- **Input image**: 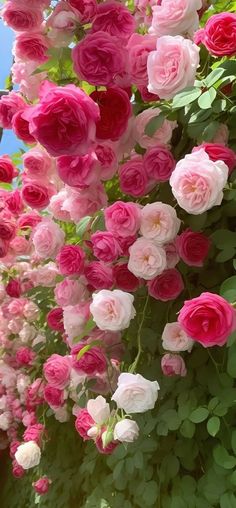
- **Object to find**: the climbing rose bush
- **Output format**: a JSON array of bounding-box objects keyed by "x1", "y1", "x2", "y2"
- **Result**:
[{"x1": 0, "y1": 0, "x2": 236, "y2": 507}]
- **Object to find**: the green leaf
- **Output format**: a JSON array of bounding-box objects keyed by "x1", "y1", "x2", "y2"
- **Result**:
[
  {"x1": 213, "y1": 445, "x2": 236, "y2": 469},
  {"x1": 211, "y1": 230, "x2": 236, "y2": 249},
  {"x1": 189, "y1": 407, "x2": 209, "y2": 423},
  {"x1": 73, "y1": 317, "x2": 96, "y2": 344},
  {"x1": 231, "y1": 430, "x2": 236, "y2": 454},
  {"x1": 144, "y1": 112, "x2": 165, "y2": 137},
  {"x1": 227, "y1": 344, "x2": 236, "y2": 378},
  {"x1": 207, "y1": 416, "x2": 220, "y2": 437},
  {"x1": 220, "y1": 493, "x2": 236, "y2": 508},
  {"x1": 220, "y1": 276, "x2": 236, "y2": 302},
  {"x1": 162, "y1": 409, "x2": 181, "y2": 431},
  {"x1": 202, "y1": 121, "x2": 220, "y2": 141},
  {"x1": 216, "y1": 248, "x2": 236, "y2": 262},
  {"x1": 198, "y1": 88, "x2": 217, "y2": 109},
  {"x1": 204, "y1": 68, "x2": 225, "y2": 87},
  {"x1": 133, "y1": 450, "x2": 144, "y2": 469},
  {"x1": 113, "y1": 461, "x2": 124, "y2": 480},
  {"x1": 172, "y1": 87, "x2": 201, "y2": 108},
  {"x1": 180, "y1": 420, "x2": 195, "y2": 438},
  {"x1": 76, "y1": 215, "x2": 92, "y2": 238}
]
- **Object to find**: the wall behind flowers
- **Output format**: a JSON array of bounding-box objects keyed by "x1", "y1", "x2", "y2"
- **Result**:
[{"x1": 0, "y1": 0, "x2": 235, "y2": 507}]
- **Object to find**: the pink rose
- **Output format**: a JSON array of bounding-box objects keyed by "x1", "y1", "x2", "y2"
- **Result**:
[
  {"x1": 22, "y1": 181, "x2": 55, "y2": 210},
  {"x1": 62, "y1": 184, "x2": 107, "y2": 223},
  {"x1": 192, "y1": 143, "x2": 236, "y2": 175},
  {"x1": 0, "y1": 211, "x2": 16, "y2": 241},
  {"x1": 67, "y1": 0, "x2": 97, "y2": 23},
  {"x1": 48, "y1": 191, "x2": 71, "y2": 222},
  {"x1": 92, "y1": 1, "x2": 135, "y2": 40},
  {"x1": 30, "y1": 263, "x2": 59, "y2": 288},
  {"x1": 0, "y1": 156, "x2": 18, "y2": 183},
  {"x1": 54, "y1": 279, "x2": 88, "y2": 307},
  {"x1": 133, "y1": 108, "x2": 176, "y2": 149},
  {"x1": 127, "y1": 33, "x2": 156, "y2": 86},
  {"x1": 116, "y1": 235, "x2": 137, "y2": 256},
  {"x1": 91, "y1": 88, "x2": 132, "y2": 142},
  {"x1": 162, "y1": 322, "x2": 194, "y2": 352},
  {"x1": 18, "y1": 211, "x2": 41, "y2": 230},
  {"x1": 147, "y1": 268, "x2": 184, "y2": 301},
  {"x1": 6, "y1": 279, "x2": 21, "y2": 298},
  {"x1": 176, "y1": 229, "x2": 210, "y2": 267},
  {"x1": 104, "y1": 201, "x2": 141, "y2": 238},
  {"x1": 1, "y1": 1, "x2": 43, "y2": 31},
  {"x1": 128, "y1": 238, "x2": 167, "y2": 280},
  {"x1": 200, "y1": 13, "x2": 236, "y2": 57},
  {"x1": 44, "y1": 385, "x2": 64, "y2": 408},
  {"x1": 147, "y1": 36, "x2": 199, "y2": 99},
  {"x1": 161, "y1": 354, "x2": 187, "y2": 377},
  {"x1": 56, "y1": 245, "x2": 85, "y2": 276},
  {"x1": 56, "y1": 153, "x2": 99, "y2": 189},
  {"x1": 114, "y1": 263, "x2": 140, "y2": 292},
  {"x1": 95, "y1": 434, "x2": 119, "y2": 455},
  {"x1": 16, "y1": 347, "x2": 35, "y2": 366},
  {"x1": 23, "y1": 424, "x2": 44, "y2": 446},
  {"x1": 71, "y1": 343, "x2": 107, "y2": 375},
  {"x1": 91, "y1": 231, "x2": 121, "y2": 263},
  {"x1": 63, "y1": 302, "x2": 90, "y2": 344},
  {"x1": 32, "y1": 219, "x2": 65, "y2": 259},
  {"x1": 47, "y1": 308, "x2": 64, "y2": 333},
  {"x1": 25, "y1": 81, "x2": 100, "y2": 157},
  {"x1": 138, "y1": 85, "x2": 159, "y2": 102},
  {"x1": 0, "y1": 91, "x2": 26, "y2": 129},
  {"x1": 178, "y1": 292, "x2": 236, "y2": 347},
  {"x1": 84, "y1": 261, "x2": 114, "y2": 290},
  {"x1": 95, "y1": 143, "x2": 118, "y2": 181},
  {"x1": 12, "y1": 460, "x2": 25, "y2": 478},
  {"x1": 47, "y1": 1, "x2": 78, "y2": 31},
  {"x1": 6, "y1": 190, "x2": 24, "y2": 216},
  {"x1": 75, "y1": 408, "x2": 95, "y2": 440},
  {"x1": 22, "y1": 147, "x2": 54, "y2": 181},
  {"x1": 12, "y1": 109, "x2": 36, "y2": 144},
  {"x1": 170, "y1": 149, "x2": 228, "y2": 214},
  {"x1": 10, "y1": 236, "x2": 30, "y2": 256},
  {"x1": 33, "y1": 477, "x2": 50, "y2": 495},
  {"x1": 140, "y1": 202, "x2": 180, "y2": 244},
  {"x1": 164, "y1": 241, "x2": 180, "y2": 269},
  {"x1": 0, "y1": 239, "x2": 9, "y2": 258},
  {"x1": 143, "y1": 146, "x2": 176, "y2": 182},
  {"x1": 119, "y1": 156, "x2": 152, "y2": 198},
  {"x1": 72, "y1": 31, "x2": 126, "y2": 86},
  {"x1": 13, "y1": 32, "x2": 50, "y2": 63},
  {"x1": 43, "y1": 354, "x2": 71, "y2": 389},
  {"x1": 150, "y1": 0, "x2": 201, "y2": 37}
]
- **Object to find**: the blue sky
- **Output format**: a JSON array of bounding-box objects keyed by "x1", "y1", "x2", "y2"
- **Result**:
[{"x1": 0, "y1": 20, "x2": 23, "y2": 155}]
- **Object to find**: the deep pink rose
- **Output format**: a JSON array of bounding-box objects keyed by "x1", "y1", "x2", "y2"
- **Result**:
[
  {"x1": 43, "y1": 354, "x2": 71, "y2": 389},
  {"x1": 91, "y1": 231, "x2": 121, "y2": 262},
  {"x1": 12, "y1": 109, "x2": 36, "y2": 144},
  {"x1": 0, "y1": 156, "x2": 18, "y2": 183},
  {"x1": 117, "y1": 235, "x2": 137, "y2": 256},
  {"x1": 119, "y1": 156, "x2": 151, "y2": 198},
  {"x1": 176, "y1": 229, "x2": 211, "y2": 267},
  {"x1": 26, "y1": 378, "x2": 45, "y2": 409},
  {"x1": 95, "y1": 434, "x2": 119, "y2": 454},
  {"x1": 44, "y1": 385, "x2": 64, "y2": 408},
  {"x1": 92, "y1": 1, "x2": 135, "y2": 40},
  {"x1": 23, "y1": 424, "x2": 44, "y2": 446},
  {"x1": 104, "y1": 201, "x2": 141, "y2": 238},
  {"x1": 18, "y1": 211, "x2": 41, "y2": 230},
  {"x1": 148, "y1": 269, "x2": 184, "y2": 301},
  {"x1": 178, "y1": 292, "x2": 236, "y2": 347},
  {"x1": 47, "y1": 308, "x2": 65, "y2": 333},
  {"x1": 33, "y1": 477, "x2": 50, "y2": 495},
  {"x1": 127, "y1": 33, "x2": 156, "y2": 86},
  {"x1": 0, "y1": 211, "x2": 16, "y2": 241},
  {"x1": 67, "y1": 0, "x2": 97, "y2": 23},
  {"x1": 0, "y1": 238, "x2": 9, "y2": 258},
  {"x1": 1, "y1": 1, "x2": 43, "y2": 31},
  {"x1": 22, "y1": 181, "x2": 54, "y2": 210},
  {"x1": 12, "y1": 460, "x2": 25, "y2": 478},
  {"x1": 84, "y1": 261, "x2": 114, "y2": 290},
  {"x1": 10, "y1": 441, "x2": 21, "y2": 459},
  {"x1": 138, "y1": 86, "x2": 159, "y2": 102},
  {"x1": 114, "y1": 263, "x2": 140, "y2": 292},
  {"x1": 75, "y1": 409, "x2": 95, "y2": 440},
  {"x1": 6, "y1": 279, "x2": 21, "y2": 298},
  {"x1": 0, "y1": 92, "x2": 26, "y2": 129},
  {"x1": 193, "y1": 143, "x2": 236, "y2": 175},
  {"x1": 56, "y1": 153, "x2": 98, "y2": 189},
  {"x1": 72, "y1": 31, "x2": 126, "y2": 87},
  {"x1": 201, "y1": 13, "x2": 236, "y2": 56},
  {"x1": 95, "y1": 143, "x2": 118, "y2": 181},
  {"x1": 143, "y1": 146, "x2": 176, "y2": 182},
  {"x1": 91, "y1": 88, "x2": 131, "y2": 141},
  {"x1": 161, "y1": 354, "x2": 187, "y2": 377},
  {"x1": 6, "y1": 190, "x2": 24, "y2": 216},
  {"x1": 56, "y1": 245, "x2": 85, "y2": 276},
  {"x1": 13, "y1": 32, "x2": 50, "y2": 63},
  {"x1": 71, "y1": 343, "x2": 107, "y2": 375},
  {"x1": 16, "y1": 347, "x2": 35, "y2": 366}
]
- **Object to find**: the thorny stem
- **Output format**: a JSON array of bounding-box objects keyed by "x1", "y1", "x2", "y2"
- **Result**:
[{"x1": 129, "y1": 295, "x2": 149, "y2": 374}]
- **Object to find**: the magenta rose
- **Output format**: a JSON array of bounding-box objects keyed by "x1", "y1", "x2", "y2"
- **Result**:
[
  {"x1": 72, "y1": 31, "x2": 126, "y2": 86},
  {"x1": 16, "y1": 347, "x2": 35, "y2": 366},
  {"x1": 44, "y1": 385, "x2": 64, "y2": 408},
  {"x1": 178, "y1": 292, "x2": 236, "y2": 347},
  {"x1": 119, "y1": 156, "x2": 151, "y2": 198},
  {"x1": 12, "y1": 109, "x2": 36, "y2": 144},
  {"x1": 25, "y1": 81, "x2": 100, "y2": 157},
  {"x1": 56, "y1": 245, "x2": 85, "y2": 276},
  {"x1": 176, "y1": 229, "x2": 211, "y2": 267},
  {"x1": 95, "y1": 434, "x2": 119, "y2": 454},
  {"x1": 43, "y1": 354, "x2": 71, "y2": 389},
  {"x1": 33, "y1": 477, "x2": 50, "y2": 495},
  {"x1": 90, "y1": 88, "x2": 131, "y2": 141},
  {"x1": 6, "y1": 189, "x2": 23, "y2": 216},
  {"x1": 12, "y1": 461, "x2": 25, "y2": 479},
  {"x1": 47, "y1": 308, "x2": 65, "y2": 333},
  {"x1": 0, "y1": 212, "x2": 16, "y2": 241},
  {"x1": 0, "y1": 91, "x2": 26, "y2": 129},
  {"x1": 71, "y1": 343, "x2": 107, "y2": 375},
  {"x1": 0, "y1": 156, "x2": 18, "y2": 183},
  {"x1": 200, "y1": 13, "x2": 236, "y2": 57},
  {"x1": 22, "y1": 181, "x2": 54, "y2": 210},
  {"x1": 56, "y1": 153, "x2": 98, "y2": 189},
  {"x1": 92, "y1": 0, "x2": 135, "y2": 40},
  {"x1": 104, "y1": 201, "x2": 141, "y2": 238},
  {"x1": 6, "y1": 279, "x2": 21, "y2": 298},
  {"x1": 148, "y1": 269, "x2": 184, "y2": 301},
  {"x1": 161, "y1": 354, "x2": 187, "y2": 377},
  {"x1": 143, "y1": 146, "x2": 176, "y2": 182},
  {"x1": 75, "y1": 409, "x2": 95, "y2": 440},
  {"x1": 13, "y1": 32, "x2": 50, "y2": 63},
  {"x1": 2, "y1": 1, "x2": 43, "y2": 31},
  {"x1": 18, "y1": 211, "x2": 41, "y2": 230},
  {"x1": 114, "y1": 263, "x2": 140, "y2": 292},
  {"x1": 193, "y1": 143, "x2": 236, "y2": 175},
  {"x1": 84, "y1": 261, "x2": 114, "y2": 290},
  {"x1": 67, "y1": 0, "x2": 97, "y2": 23},
  {"x1": 91, "y1": 231, "x2": 122, "y2": 263}
]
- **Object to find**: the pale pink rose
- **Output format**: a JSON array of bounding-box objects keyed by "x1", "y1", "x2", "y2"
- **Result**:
[
  {"x1": 30, "y1": 263, "x2": 58, "y2": 288},
  {"x1": 212, "y1": 124, "x2": 229, "y2": 145},
  {"x1": 32, "y1": 218, "x2": 65, "y2": 259},
  {"x1": 13, "y1": 32, "x2": 51, "y2": 64},
  {"x1": 43, "y1": 354, "x2": 71, "y2": 389},
  {"x1": 128, "y1": 238, "x2": 167, "y2": 280},
  {"x1": 47, "y1": 1, "x2": 78, "y2": 31},
  {"x1": 114, "y1": 419, "x2": 139, "y2": 443},
  {"x1": 162, "y1": 322, "x2": 194, "y2": 352},
  {"x1": 22, "y1": 147, "x2": 54, "y2": 181},
  {"x1": 90, "y1": 289, "x2": 136, "y2": 331},
  {"x1": 161, "y1": 353, "x2": 187, "y2": 377},
  {"x1": 62, "y1": 184, "x2": 107, "y2": 223},
  {"x1": 10, "y1": 236, "x2": 30, "y2": 256},
  {"x1": 7, "y1": 299, "x2": 26, "y2": 317},
  {"x1": 0, "y1": 411, "x2": 12, "y2": 431},
  {"x1": 12, "y1": 59, "x2": 46, "y2": 102},
  {"x1": 54, "y1": 279, "x2": 88, "y2": 307},
  {"x1": 48, "y1": 190, "x2": 71, "y2": 222},
  {"x1": 147, "y1": 36, "x2": 200, "y2": 99},
  {"x1": 8, "y1": 317, "x2": 24, "y2": 334},
  {"x1": 0, "y1": 283, "x2": 6, "y2": 303},
  {"x1": 53, "y1": 405, "x2": 69, "y2": 422},
  {"x1": 112, "y1": 373, "x2": 159, "y2": 413},
  {"x1": 150, "y1": 0, "x2": 202, "y2": 37},
  {"x1": 1, "y1": 1, "x2": 43, "y2": 32},
  {"x1": 164, "y1": 241, "x2": 180, "y2": 269},
  {"x1": 56, "y1": 153, "x2": 99, "y2": 189},
  {"x1": 104, "y1": 201, "x2": 141, "y2": 238},
  {"x1": 63, "y1": 302, "x2": 90, "y2": 344},
  {"x1": 140, "y1": 203, "x2": 180, "y2": 244},
  {"x1": 127, "y1": 33, "x2": 157, "y2": 86},
  {"x1": 87, "y1": 395, "x2": 110, "y2": 424},
  {"x1": 170, "y1": 149, "x2": 228, "y2": 214},
  {"x1": 133, "y1": 108, "x2": 176, "y2": 149},
  {"x1": 23, "y1": 302, "x2": 40, "y2": 322}
]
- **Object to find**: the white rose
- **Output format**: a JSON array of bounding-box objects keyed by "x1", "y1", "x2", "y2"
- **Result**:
[
  {"x1": 23, "y1": 301, "x2": 40, "y2": 321},
  {"x1": 112, "y1": 373, "x2": 160, "y2": 413},
  {"x1": 90, "y1": 290, "x2": 136, "y2": 332},
  {"x1": 15, "y1": 441, "x2": 41, "y2": 470},
  {"x1": 162, "y1": 322, "x2": 194, "y2": 352},
  {"x1": 87, "y1": 395, "x2": 110, "y2": 424},
  {"x1": 17, "y1": 374, "x2": 31, "y2": 395},
  {"x1": 0, "y1": 411, "x2": 11, "y2": 431},
  {"x1": 0, "y1": 396, "x2": 7, "y2": 411},
  {"x1": 140, "y1": 202, "x2": 180, "y2": 244},
  {"x1": 19, "y1": 323, "x2": 36, "y2": 343},
  {"x1": 114, "y1": 419, "x2": 139, "y2": 443},
  {"x1": 128, "y1": 237, "x2": 167, "y2": 280}
]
